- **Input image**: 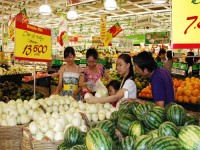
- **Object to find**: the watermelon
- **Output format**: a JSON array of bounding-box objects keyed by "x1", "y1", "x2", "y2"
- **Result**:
[
  {"x1": 147, "y1": 129, "x2": 159, "y2": 138},
  {"x1": 117, "y1": 114, "x2": 137, "y2": 136},
  {"x1": 95, "y1": 120, "x2": 116, "y2": 137},
  {"x1": 158, "y1": 121, "x2": 179, "y2": 137},
  {"x1": 164, "y1": 102, "x2": 177, "y2": 114},
  {"x1": 119, "y1": 103, "x2": 129, "y2": 110},
  {"x1": 118, "y1": 108, "x2": 132, "y2": 116},
  {"x1": 143, "y1": 109, "x2": 165, "y2": 130},
  {"x1": 128, "y1": 120, "x2": 145, "y2": 138},
  {"x1": 184, "y1": 113, "x2": 199, "y2": 126},
  {"x1": 178, "y1": 125, "x2": 200, "y2": 150},
  {"x1": 153, "y1": 106, "x2": 165, "y2": 115},
  {"x1": 110, "y1": 108, "x2": 131, "y2": 121},
  {"x1": 147, "y1": 136, "x2": 181, "y2": 150},
  {"x1": 64, "y1": 126, "x2": 84, "y2": 147},
  {"x1": 120, "y1": 136, "x2": 135, "y2": 150},
  {"x1": 58, "y1": 142, "x2": 70, "y2": 150},
  {"x1": 133, "y1": 135, "x2": 152, "y2": 150},
  {"x1": 129, "y1": 101, "x2": 140, "y2": 116},
  {"x1": 135, "y1": 103, "x2": 151, "y2": 121},
  {"x1": 110, "y1": 111, "x2": 119, "y2": 121},
  {"x1": 145, "y1": 101, "x2": 156, "y2": 108},
  {"x1": 166, "y1": 105, "x2": 186, "y2": 126},
  {"x1": 70, "y1": 145, "x2": 87, "y2": 150},
  {"x1": 86, "y1": 128, "x2": 113, "y2": 150}
]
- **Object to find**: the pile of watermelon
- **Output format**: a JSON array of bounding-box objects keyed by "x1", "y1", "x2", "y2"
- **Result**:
[{"x1": 58, "y1": 102, "x2": 200, "y2": 150}]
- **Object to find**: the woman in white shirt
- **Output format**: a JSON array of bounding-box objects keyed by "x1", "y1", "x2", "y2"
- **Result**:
[{"x1": 85, "y1": 53, "x2": 137, "y2": 105}]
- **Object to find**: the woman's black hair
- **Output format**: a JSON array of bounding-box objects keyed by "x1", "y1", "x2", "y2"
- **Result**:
[
  {"x1": 133, "y1": 51, "x2": 157, "y2": 73},
  {"x1": 86, "y1": 48, "x2": 98, "y2": 60},
  {"x1": 118, "y1": 53, "x2": 134, "y2": 87},
  {"x1": 64, "y1": 46, "x2": 75, "y2": 58},
  {"x1": 106, "y1": 80, "x2": 121, "y2": 91},
  {"x1": 185, "y1": 51, "x2": 194, "y2": 67}
]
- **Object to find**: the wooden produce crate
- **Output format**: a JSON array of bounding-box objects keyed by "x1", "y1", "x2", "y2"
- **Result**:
[
  {"x1": 21, "y1": 128, "x2": 63, "y2": 150},
  {"x1": 0, "y1": 124, "x2": 27, "y2": 150}
]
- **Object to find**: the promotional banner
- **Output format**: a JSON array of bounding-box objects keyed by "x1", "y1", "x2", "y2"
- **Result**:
[
  {"x1": 104, "y1": 22, "x2": 122, "y2": 46},
  {"x1": 145, "y1": 32, "x2": 170, "y2": 44},
  {"x1": 172, "y1": 0, "x2": 200, "y2": 48},
  {"x1": 100, "y1": 15, "x2": 107, "y2": 43},
  {"x1": 8, "y1": 8, "x2": 29, "y2": 41},
  {"x1": 125, "y1": 34, "x2": 145, "y2": 45},
  {"x1": 14, "y1": 21, "x2": 51, "y2": 62}
]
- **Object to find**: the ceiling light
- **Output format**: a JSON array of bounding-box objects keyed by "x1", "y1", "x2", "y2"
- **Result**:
[
  {"x1": 104, "y1": 0, "x2": 117, "y2": 11},
  {"x1": 39, "y1": 0, "x2": 51, "y2": 16},
  {"x1": 67, "y1": 7, "x2": 78, "y2": 20},
  {"x1": 152, "y1": 0, "x2": 167, "y2": 4}
]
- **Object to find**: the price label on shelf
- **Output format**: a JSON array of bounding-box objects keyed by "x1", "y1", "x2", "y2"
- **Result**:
[
  {"x1": 14, "y1": 21, "x2": 51, "y2": 62},
  {"x1": 171, "y1": 68, "x2": 186, "y2": 76},
  {"x1": 172, "y1": 1, "x2": 200, "y2": 48}
]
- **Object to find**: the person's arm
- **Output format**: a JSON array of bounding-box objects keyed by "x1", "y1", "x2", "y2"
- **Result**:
[
  {"x1": 86, "y1": 88, "x2": 125, "y2": 103},
  {"x1": 72, "y1": 86, "x2": 82, "y2": 99},
  {"x1": 103, "y1": 68, "x2": 112, "y2": 83},
  {"x1": 54, "y1": 67, "x2": 64, "y2": 94},
  {"x1": 155, "y1": 101, "x2": 164, "y2": 107}
]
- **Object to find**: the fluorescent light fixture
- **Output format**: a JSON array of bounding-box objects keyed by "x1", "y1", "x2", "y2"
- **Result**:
[
  {"x1": 67, "y1": 7, "x2": 78, "y2": 20},
  {"x1": 104, "y1": 0, "x2": 117, "y2": 11},
  {"x1": 39, "y1": 0, "x2": 51, "y2": 16},
  {"x1": 152, "y1": 0, "x2": 167, "y2": 4}
]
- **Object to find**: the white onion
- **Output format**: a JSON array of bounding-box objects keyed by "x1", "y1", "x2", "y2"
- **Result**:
[
  {"x1": 88, "y1": 104, "x2": 98, "y2": 113},
  {"x1": 46, "y1": 107, "x2": 53, "y2": 113},
  {"x1": 52, "y1": 106, "x2": 58, "y2": 112},
  {"x1": 92, "y1": 114, "x2": 98, "y2": 122},
  {"x1": 53, "y1": 100, "x2": 59, "y2": 106},
  {"x1": 71, "y1": 117, "x2": 81, "y2": 127},
  {"x1": 16, "y1": 116, "x2": 21, "y2": 124},
  {"x1": 29, "y1": 122, "x2": 38, "y2": 135},
  {"x1": 73, "y1": 112, "x2": 82, "y2": 119},
  {"x1": 106, "y1": 111, "x2": 112, "y2": 119},
  {"x1": 84, "y1": 93, "x2": 92, "y2": 99},
  {"x1": 78, "y1": 101, "x2": 86, "y2": 110},
  {"x1": 24, "y1": 103, "x2": 31, "y2": 111},
  {"x1": 18, "y1": 107, "x2": 26, "y2": 115},
  {"x1": 54, "y1": 132, "x2": 64, "y2": 141},
  {"x1": 65, "y1": 98, "x2": 71, "y2": 105},
  {"x1": 1, "y1": 119, "x2": 7, "y2": 126},
  {"x1": 20, "y1": 114, "x2": 30, "y2": 124},
  {"x1": 53, "y1": 122, "x2": 64, "y2": 132},
  {"x1": 64, "y1": 105, "x2": 69, "y2": 111},
  {"x1": 48, "y1": 117, "x2": 56, "y2": 129},
  {"x1": 7, "y1": 117, "x2": 17, "y2": 126},
  {"x1": 45, "y1": 130, "x2": 54, "y2": 140},
  {"x1": 86, "y1": 113, "x2": 92, "y2": 121},
  {"x1": 104, "y1": 103, "x2": 111, "y2": 110},
  {"x1": 98, "y1": 112, "x2": 106, "y2": 121},
  {"x1": 46, "y1": 99, "x2": 53, "y2": 106},
  {"x1": 9, "y1": 109, "x2": 18, "y2": 118},
  {"x1": 32, "y1": 101, "x2": 40, "y2": 109},
  {"x1": 110, "y1": 107, "x2": 117, "y2": 112},
  {"x1": 16, "y1": 99, "x2": 23, "y2": 104},
  {"x1": 80, "y1": 125, "x2": 87, "y2": 132},
  {"x1": 52, "y1": 112, "x2": 59, "y2": 118},
  {"x1": 35, "y1": 131, "x2": 44, "y2": 140},
  {"x1": 59, "y1": 105, "x2": 64, "y2": 112}
]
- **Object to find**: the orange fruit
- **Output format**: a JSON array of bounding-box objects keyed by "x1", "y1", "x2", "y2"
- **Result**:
[
  {"x1": 176, "y1": 89, "x2": 183, "y2": 96},
  {"x1": 183, "y1": 96, "x2": 190, "y2": 103},
  {"x1": 190, "y1": 96, "x2": 198, "y2": 104},
  {"x1": 177, "y1": 96, "x2": 184, "y2": 102},
  {"x1": 192, "y1": 89, "x2": 199, "y2": 97}
]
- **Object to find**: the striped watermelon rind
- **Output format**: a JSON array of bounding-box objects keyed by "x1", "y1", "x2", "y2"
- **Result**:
[
  {"x1": 133, "y1": 135, "x2": 152, "y2": 150},
  {"x1": 147, "y1": 136, "x2": 181, "y2": 150},
  {"x1": 58, "y1": 142, "x2": 70, "y2": 150},
  {"x1": 158, "y1": 121, "x2": 179, "y2": 137},
  {"x1": 64, "y1": 126, "x2": 84, "y2": 147},
  {"x1": 129, "y1": 101, "x2": 140, "y2": 116},
  {"x1": 128, "y1": 120, "x2": 145, "y2": 138},
  {"x1": 166, "y1": 104, "x2": 186, "y2": 126},
  {"x1": 86, "y1": 128, "x2": 113, "y2": 150},
  {"x1": 70, "y1": 145, "x2": 87, "y2": 150},
  {"x1": 184, "y1": 113, "x2": 199, "y2": 126},
  {"x1": 117, "y1": 114, "x2": 137, "y2": 136},
  {"x1": 143, "y1": 109, "x2": 165, "y2": 130},
  {"x1": 147, "y1": 129, "x2": 159, "y2": 138},
  {"x1": 178, "y1": 125, "x2": 200, "y2": 150},
  {"x1": 95, "y1": 120, "x2": 116, "y2": 137},
  {"x1": 120, "y1": 136, "x2": 135, "y2": 150},
  {"x1": 135, "y1": 103, "x2": 151, "y2": 121}
]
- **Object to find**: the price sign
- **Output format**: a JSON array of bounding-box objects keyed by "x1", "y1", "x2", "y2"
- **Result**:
[
  {"x1": 171, "y1": 68, "x2": 186, "y2": 76},
  {"x1": 172, "y1": 1, "x2": 200, "y2": 48},
  {"x1": 14, "y1": 21, "x2": 51, "y2": 62}
]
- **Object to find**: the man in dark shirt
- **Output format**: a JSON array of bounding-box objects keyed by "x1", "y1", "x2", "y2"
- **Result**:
[{"x1": 133, "y1": 51, "x2": 174, "y2": 107}]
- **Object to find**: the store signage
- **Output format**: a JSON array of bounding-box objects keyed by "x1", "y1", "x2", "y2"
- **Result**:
[
  {"x1": 69, "y1": 36, "x2": 78, "y2": 42},
  {"x1": 104, "y1": 22, "x2": 122, "y2": 46},
  {"x1": 100, "y1": 15, "x2": 107, "y2": 44},
  {"x1": 171, "y1": 62, "x2": 188, "y2": 76},
  {"x1": 145, "y1": 32, "x2": 170, "y2": 44},
  {"x1": 125, "y1": 34, "x2": 145, "y2": 44},
  {"x1": 172, "y1": 1, "x2": 200, "y2": 48},
  {"x1": 14, "y1": 21, "x2": 51, "y2": 62},
  {"x1": 135, "y1": 16, "x2": 160, "y2": 27}
]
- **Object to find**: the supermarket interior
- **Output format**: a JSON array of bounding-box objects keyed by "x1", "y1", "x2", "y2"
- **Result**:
[{"x1": 0, "y1": 0, "x2": 200, "y2": 150}]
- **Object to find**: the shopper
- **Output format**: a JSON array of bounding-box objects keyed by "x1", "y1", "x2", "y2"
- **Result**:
[
  {"x1": 106, "y1": 79, "x2": 121, "y2": 107},
  {"x1": 79, "y1": 48, "x2": 112, "y2": 95},
  {"x1": 155, "y1": 48, "x2": 166, "y2": 63},
  {"x1": 54, "y1": 46, "x2": 83, "y2": 100},
  {"x1": 133, "y1": 51, "x2": 174, "y2": 107},
  {"x1": 185, "y1": 51, "x2": 194, "y2": 75},
  {"x1": 163, "y1": 50, "x2": 174, "y2": 72},
  {"x1": 85, "y1": 53, "x2": 137, "y2": 104}
]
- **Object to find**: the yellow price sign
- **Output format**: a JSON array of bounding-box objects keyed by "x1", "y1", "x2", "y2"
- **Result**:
[
  {"x1": 172, "y1": 1, "x2": 200, "y2": 48},
  {"x1": 14, "y1": 21, "x2": 51, "y2": 62}
]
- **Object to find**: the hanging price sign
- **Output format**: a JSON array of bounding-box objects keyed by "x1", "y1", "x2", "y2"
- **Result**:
[
  {"x1": 172, "y1": 1, "x2": 200, "y2": 48},
  {"x1": 14, "y1": 21, "x2": 51, "y2": 62}
]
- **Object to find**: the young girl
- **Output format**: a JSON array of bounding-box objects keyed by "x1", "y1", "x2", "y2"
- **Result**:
[
  {"x1": 85, "y1": 53, "x2": 137, "y2": 104},
  {"x1": 54, "y1": 47, "x2": 83, "y2": 100},
  {"x1": 107, "y1": 80, "x2": 121, "y2": 96}
]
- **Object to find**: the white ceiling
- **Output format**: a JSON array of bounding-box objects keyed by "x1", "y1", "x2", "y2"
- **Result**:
[{"x1": 0, "y1": 0, "x2": 172, "y2": 38}]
